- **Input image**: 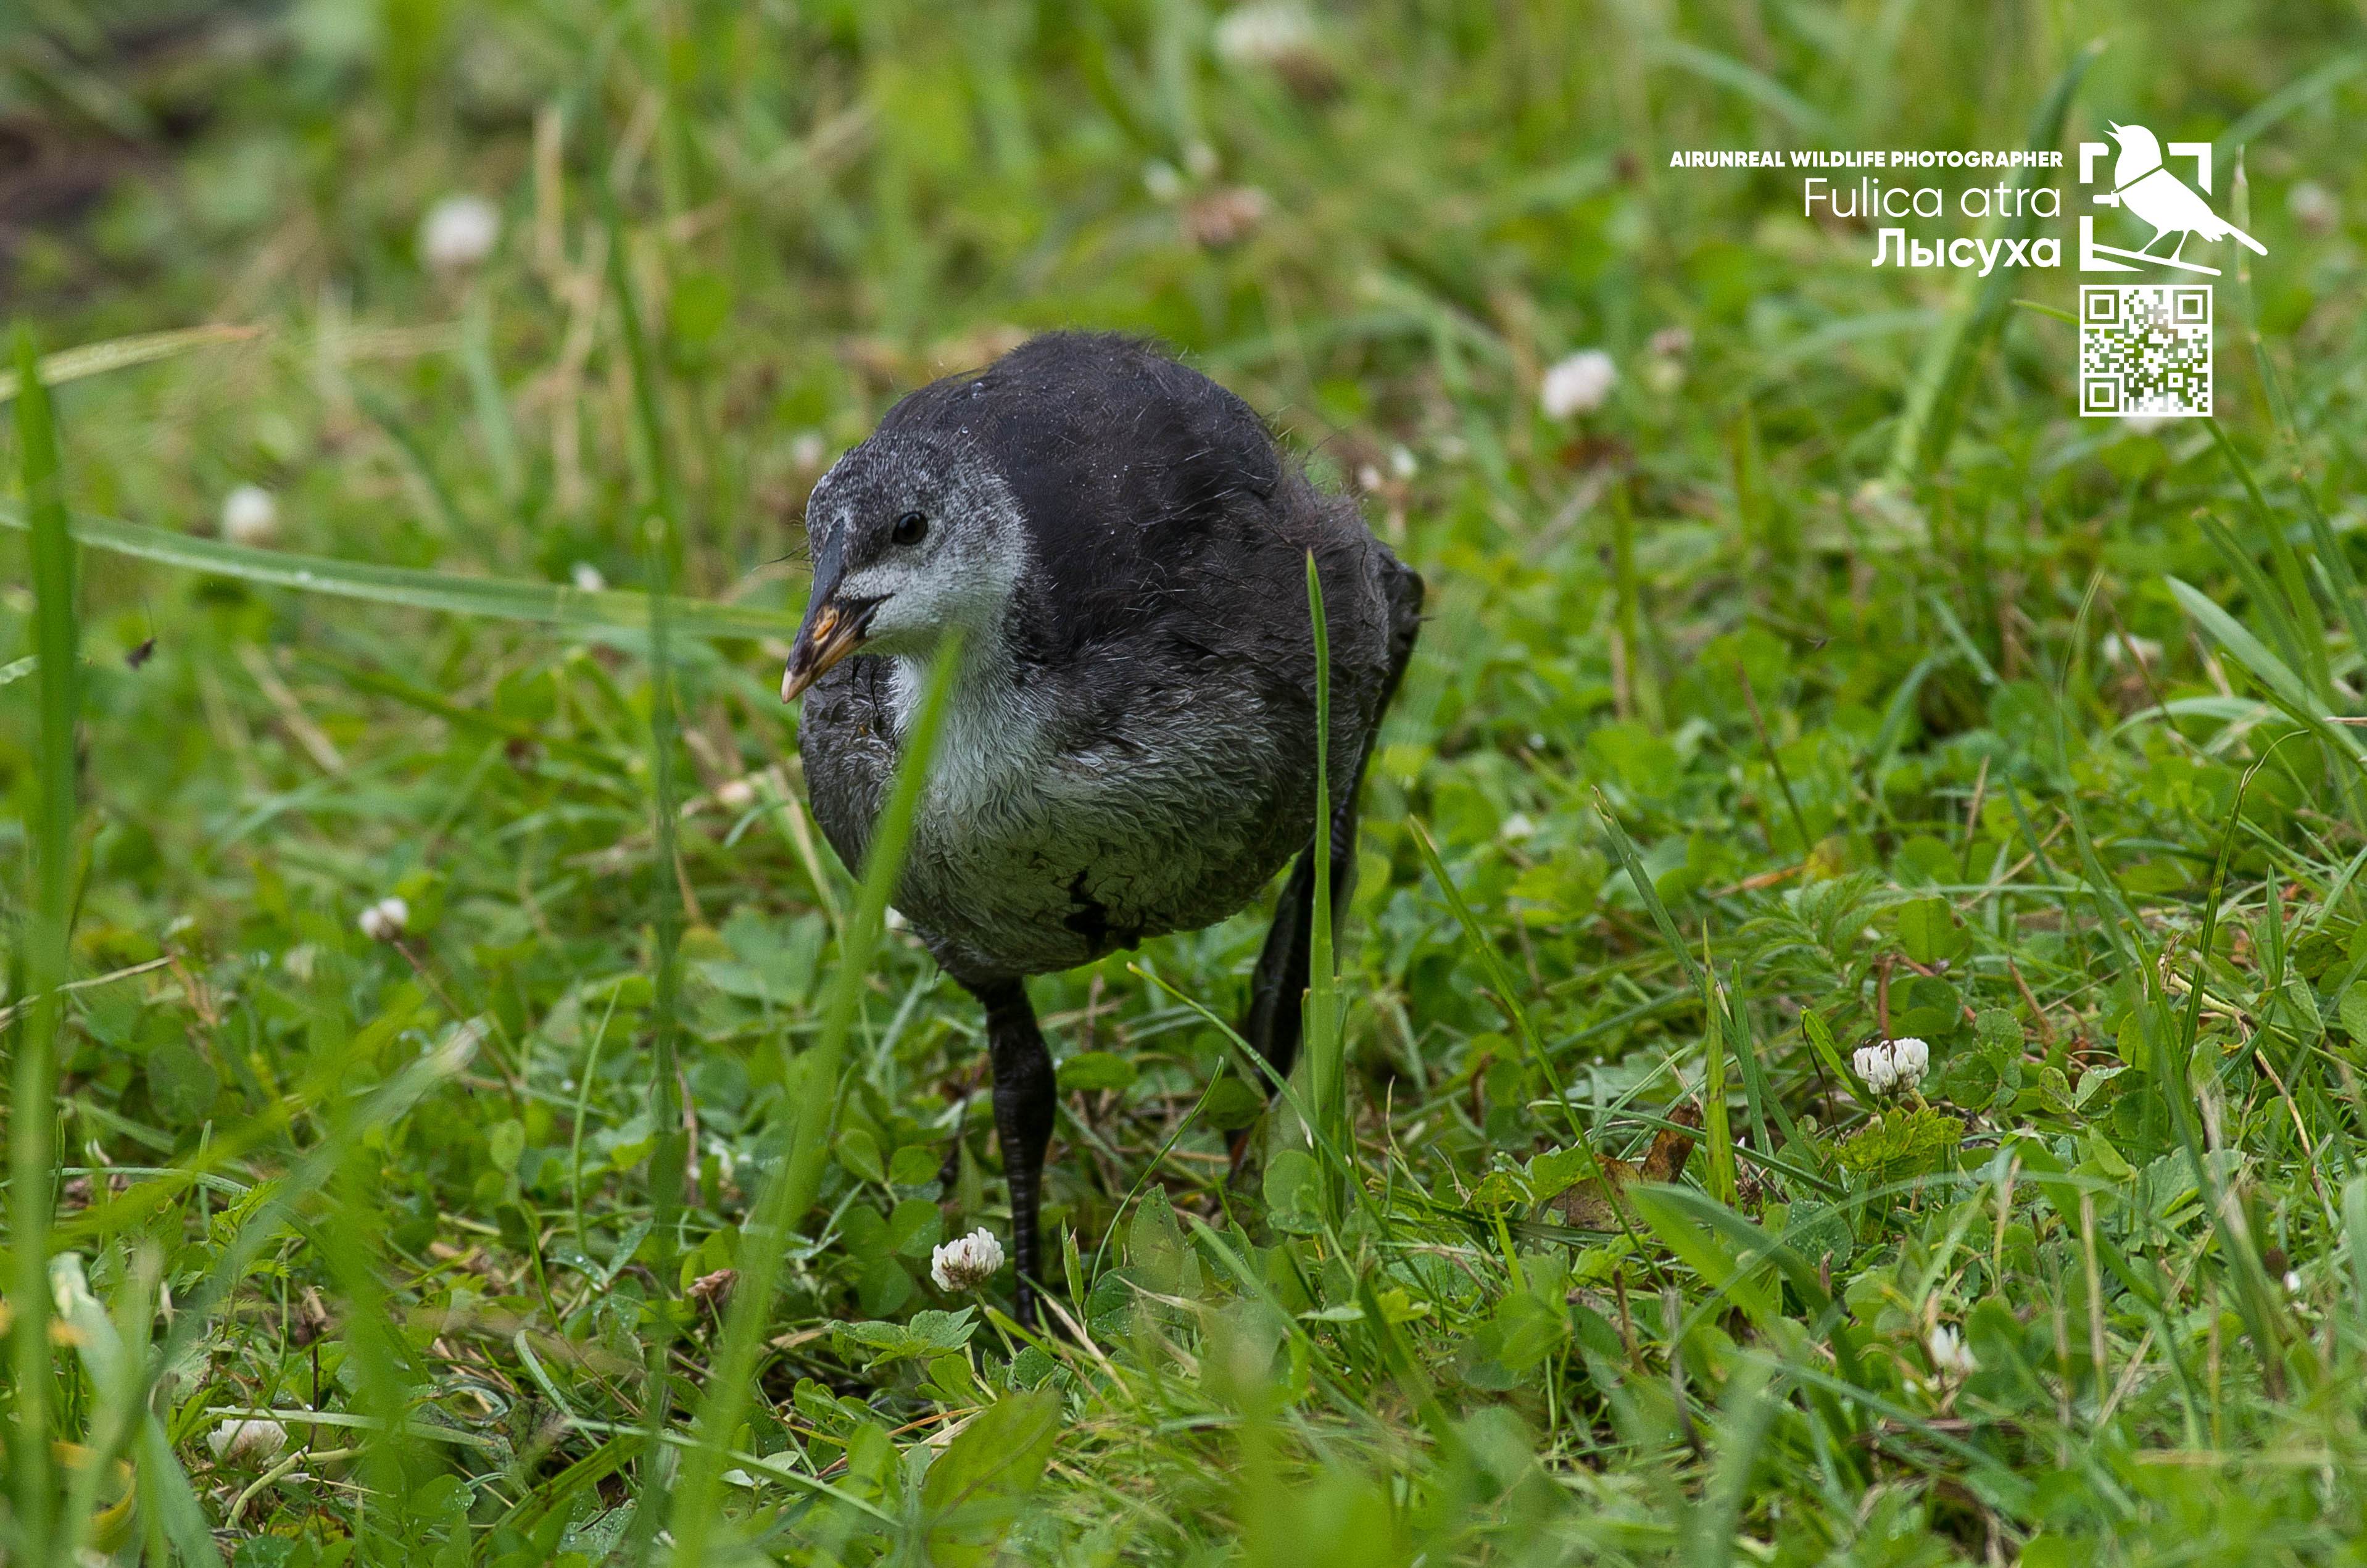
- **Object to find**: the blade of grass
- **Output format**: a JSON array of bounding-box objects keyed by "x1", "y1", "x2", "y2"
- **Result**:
[
  {"x1": 1798, "y1": 1008, "x2": 1868, "y2": 1103},
  {"x1": 1683, "y1": 1357, "x2": 1776, "y2": 1568},
  {"x1": 2221, "y1": 178, "x2": 2367, "y2": 681},
  {"x1": 1405, "y1": 819, "x2": 1583, "y2": 1151},
  {"x1": 1736, "y1": 659, "x2": 1809, "y2": 853},
  {"x1": 666, "y1": 628, "x2": 963, "y2": 1565},
  {"x1": 2226, "y1": 154, "x2": 2296, "y2": 438},
  {"x1": 1626, "y1": 1184, "x2": 1777, "y2": 1323},
  {"x1": 1646, "y1": 38, "x2": 1838, "y2": 138},
  {"x1": 1404, "y1": 818, "x2": 1679, "y2": 1274},
  {"x1": 1129, "y1": 963, "x2": 1387, "y2": 1235},
  {"x1": 2165, "y1": 742, "x2": 2302, "y2": 1396},
  {"x1": 1886, "y1": 42, "x2": 2097, "y2": 481},
  {"x1": 0, "y1": 504, "x2": 798, "y2": 641},
  {"x1": 54, "y1": 1248, "x2": 151, "y2": 1561},
  {"x1": 1593, "y1": 793, "x2": 1799, "y2": 1163},
  {"x1": 602, "y1": 160, "x2": 696, "y2": 1561},
  {"x1": 2170, "y1": 576, "x2": 2363, "y2": 763},
  {"x1": 133, "y1": 1414, "x2": 219, "y2": 1565},
  {"x1": 10, "y1": 326, "x2": 77, "y2": 1562},
  {"x1": 1628, "y1": 1184, "x2": 1864, "y2": 1387},
  {"x1": 1610, "y1": 486, "x2": 1659, "y2": 729},
  {"x1": 319, "y1": 1135, "x2": 421, "y2": 1534},
  {"x1": 2194, "y1": 466, "x2": 2324, "y2": 700},
  {"x1": 299, "y1": 650, "x2": 621, "y2": 768},
  {"x1": 146, "y1": 1021, "x2": 484, "y2": 1433},
  {"x1": 2214, "y1": 53, "x2": 2366, "y2": 166},
  {"x1": 462, "y1": 293, "x2": 523, "y2": 501},
  {"x1": 2345, "y1": 1176, "x2": 2367, "y2": 1341},
  {"x1": 1701, "y1": 939, "x2": 1738, "y2": 1209},
  {"x1": 0, "y1": 323, "x2": 263, "y2": 405},
  {"x1": 357, "y1": 385, "x2": 473, "y2": 539},
  {"x1": 1303, "y1": 553, "x2": 1345, "y2": 1218}
]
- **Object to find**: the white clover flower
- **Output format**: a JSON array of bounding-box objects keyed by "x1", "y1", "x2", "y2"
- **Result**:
[
  {"x1": 418, "y1": 194, "x2": 501, "y2": 272},
  {"x1": 1853, "y1": 1037, "x2": 1929, "y2": 1097},
  {"x1": 1498, "y1": 811, "x2": 1537, "y2": 843},
  {"x1": 931, "y1": 1227, "x2": 1006, "y2": 1292},
  {"x1": 789, "y1": 431, "x2": 829, "y2": 471},
  {"x1": 1926, "y1": 1323, "x2": 1977, "y2": 1378},
  {"x1": 2285, "y1": 1269, "x2": 2304, "y2": 1294},
  {"x1": 1142, "y1": 160, "x2": 1185, "y2": 203},
  {"x1": 714, "y1": 776, "x2": 757, "y2": 811},
  {"x1": 1889, "y1": 1036, "x2": 1930, "y2": 1089},
  {"x1": 357, "y1": 896, "x2": 410, "y2": 942},
  {"x1": 1214, "y1": 3, "x2": 1318, "y2": 67},
  {"x1": 1388, "y1": 444, "x2": 1417, "y2": 481},
  {"x1": 570, "y1": 562, "x2": 607, "y2": 593},
  {"x1": 220, "y1": 484, "x2": 278, "y2": 547},
  {"x1": 2287, "y1": 180, "x2": 2339, "y2": 234},
  {"x1": 1852, "y1": 1042, "x2": 1899, "y2": 1095},
  {"x1": 2121, "y1": 411, "x2": 2172, "y2": 436},
  {"x1": 1539, "y1": 350, "x2": 1617, "y2": 419},
  {"x1": 207, "y1": 1418, "x2": 288, "y2": 1464}
]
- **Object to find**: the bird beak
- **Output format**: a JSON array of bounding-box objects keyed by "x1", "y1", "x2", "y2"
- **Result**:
[{"x1": 782, "y1": 593, "x2": 880, "y2": 703}]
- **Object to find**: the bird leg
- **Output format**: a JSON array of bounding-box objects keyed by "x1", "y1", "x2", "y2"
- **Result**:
[
  {"x1": 1233, "y1": 601, "x2": 1421, "y2": 1173},
  {"x1": 1229, "y1": 835, "x2": 1335, "y2": 1180},
  {"x1": 1230, "y1": 748, "x2": 1377, "y2": 1175},
  {"x1": 966, "y1": 977, "x2": 1056, "y2": 1329},
  {"x1": 1238, "y1": 848, "x2": 1319, "y2": 1097}
]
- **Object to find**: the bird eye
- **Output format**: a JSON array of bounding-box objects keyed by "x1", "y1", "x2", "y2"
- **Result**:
[{"x1": 892, "y1": 511, "x2": 929, "y2": 547}]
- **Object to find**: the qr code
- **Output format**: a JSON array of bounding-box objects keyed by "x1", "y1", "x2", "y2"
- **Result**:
[{"x1": 2079, "y1": 284, "x2": 2212, "y2": 418}]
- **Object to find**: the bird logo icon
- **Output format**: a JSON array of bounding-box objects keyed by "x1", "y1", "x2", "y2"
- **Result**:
[{"x1": 2085, "y1": 122, "x2": 2266, "y2": 275}]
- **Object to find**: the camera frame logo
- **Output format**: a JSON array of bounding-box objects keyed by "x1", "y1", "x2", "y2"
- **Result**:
[{"x1": 2075, "y1": 122, "x2": 2265, "y2": 420}]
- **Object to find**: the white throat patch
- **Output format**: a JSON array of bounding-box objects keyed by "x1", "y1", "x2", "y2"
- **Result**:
[{"x1": 888, "y1": 648, "x2": 1044, "y2": 816}]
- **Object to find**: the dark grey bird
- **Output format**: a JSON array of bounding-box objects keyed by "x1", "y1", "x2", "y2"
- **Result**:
[{"x1": 781, "y1": 333, "x2": 1422, "y2": 1327}]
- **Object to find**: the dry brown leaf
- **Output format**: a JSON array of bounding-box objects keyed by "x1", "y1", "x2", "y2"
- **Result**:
[{"x1": 1556, "y1": 1105, "x2": 1703, "y2": 1230}]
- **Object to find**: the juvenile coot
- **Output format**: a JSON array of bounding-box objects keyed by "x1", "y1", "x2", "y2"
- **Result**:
[{"x1": 785, "y1": 333, "x2": 1422, "y2": 1325}]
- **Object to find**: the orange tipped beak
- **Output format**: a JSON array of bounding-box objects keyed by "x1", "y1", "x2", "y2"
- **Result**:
[{"x1": 782, "y1": 597, "x2": 877, "y2": 703}]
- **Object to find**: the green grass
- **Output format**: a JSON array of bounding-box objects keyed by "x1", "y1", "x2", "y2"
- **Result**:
[{"x1": 7, "y1": 1, "x2": 2367, "y2": 1562}]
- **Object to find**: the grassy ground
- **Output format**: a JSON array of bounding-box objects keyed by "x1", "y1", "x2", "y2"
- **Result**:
[{"x1": 7, "y1": 1, "x2": 2367, "y2": 1562}]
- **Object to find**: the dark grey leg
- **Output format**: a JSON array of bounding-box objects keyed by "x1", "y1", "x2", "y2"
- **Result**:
[
  {"x1": 965, "y1": 977, "x2": 1055, "y2": 1329},
  {"x1": 1230, "y1": 766, "x2": 1372, "y2": 1181},
  {"x1": 1240, "y1": 848, "x2": 1319, "y2": 1090},
  {"x1": 1237, "y1": 593, "x2": 1419, "y2": 1140},
  {"x1": 1242, "y1": 782, "x2": 1364, "y2": 1076}
]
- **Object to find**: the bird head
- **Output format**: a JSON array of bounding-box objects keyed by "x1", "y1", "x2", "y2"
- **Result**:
[
  {"x1": 2105, "y1": 122, "x2": 2163, "y2": 162},
  {"x1": 783, "y1": 429, "x2": 1029, "y2": 703}
]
